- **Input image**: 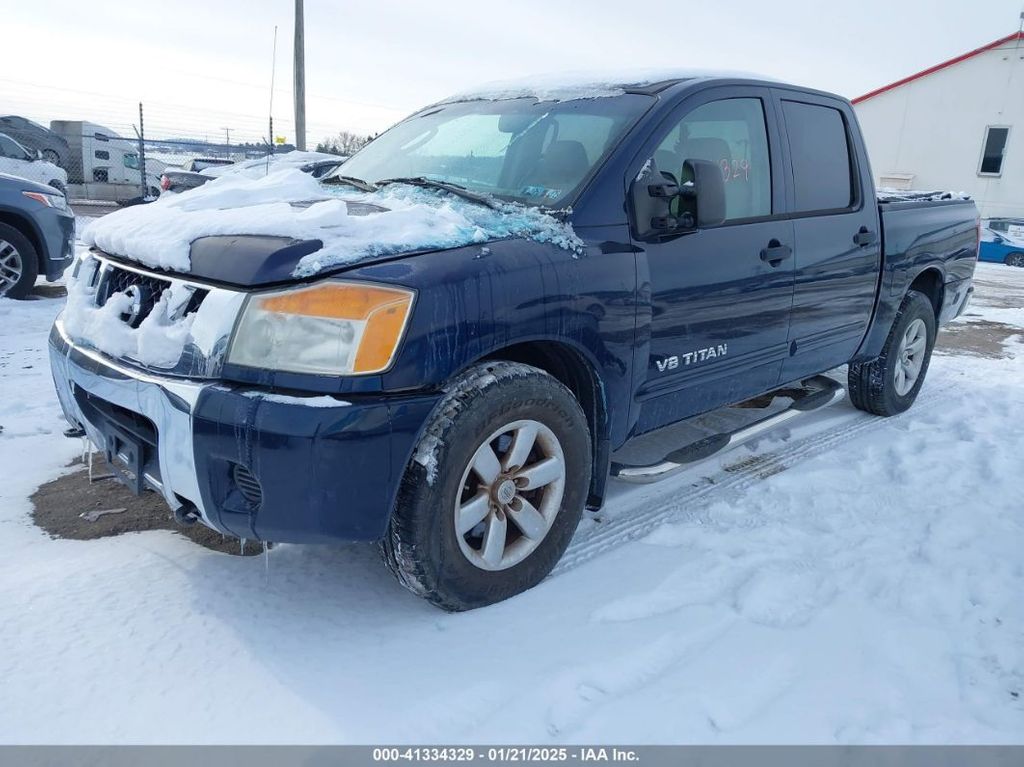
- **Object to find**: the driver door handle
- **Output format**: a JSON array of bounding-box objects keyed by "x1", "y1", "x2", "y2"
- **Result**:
[
  {"x1": 854, "y1": 227, "x2": 877, "y2": 247},
  {"x1": 760, "y1": 239, "x2": 792, "y2": 267}
]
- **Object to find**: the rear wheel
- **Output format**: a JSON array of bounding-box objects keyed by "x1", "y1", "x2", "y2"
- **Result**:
[
  {"x1": 848, "y1": 290, "x2": 936, "y2": 416},
  {"x1": 381, "y1": 361, "x2": 591, "y2": 611},
  {"x1": 0, "y1": 223, "x2": 39, "y2": 300},
  {"x1": 1004, "y1": 252, "x2": 1024, "y2": 268}
]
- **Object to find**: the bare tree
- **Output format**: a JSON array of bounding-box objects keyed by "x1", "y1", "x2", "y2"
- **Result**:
[{"x1": 316, "y1": 130, "x2": 372, "y2": 156}]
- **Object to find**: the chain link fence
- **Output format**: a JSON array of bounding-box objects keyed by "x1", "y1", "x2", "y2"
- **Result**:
[{"x1": 2, "y1": 104, "x2": 354, "y2": 206}]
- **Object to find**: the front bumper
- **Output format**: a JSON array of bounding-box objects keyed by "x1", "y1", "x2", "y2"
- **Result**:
[
  {"x1": 37, "y1": 206, "x2": 75, "y2": 281},
  {"x1": 49, "y1": 319, "x2": 440, "y2": 543}
]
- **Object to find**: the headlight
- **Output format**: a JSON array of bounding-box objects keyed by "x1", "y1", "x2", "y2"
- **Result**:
[
  {"x1": 22, "y1": 190, "x2": 69, "y2": 211},
  {"x1": 226, "y1": 281, "x2": 415, "y2": 375}
]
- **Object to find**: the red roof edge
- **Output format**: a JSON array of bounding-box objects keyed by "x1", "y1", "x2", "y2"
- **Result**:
[{"x1": 852, "y1": 31, "x2": 1023, "y2": 104}]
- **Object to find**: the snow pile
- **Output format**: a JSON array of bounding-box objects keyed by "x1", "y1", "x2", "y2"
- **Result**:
[
  {"x1": 2, "y1": 263, "x2": 1024, "y2": 743},
  {"x1": 61, "y1": 268, "x2": 197, "y2": 368},
  {"x1": 445, "y1": 68, "x2": 771, "y2": 103},
  {"x1": 81, "y1": 168, "x2": 583, "y2": 277},
  {"x1": 877, "y1": 188, "x2": 973, "y2": 203}
]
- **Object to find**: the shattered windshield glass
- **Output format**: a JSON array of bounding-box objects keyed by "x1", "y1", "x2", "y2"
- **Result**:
[{"x1": 334, "y1": 94, "x2": 653, "y2": 207}]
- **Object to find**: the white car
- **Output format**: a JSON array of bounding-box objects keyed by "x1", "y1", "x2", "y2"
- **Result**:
[{"x1": 0, "y1": 132, "x2": 68, "y2": 194}]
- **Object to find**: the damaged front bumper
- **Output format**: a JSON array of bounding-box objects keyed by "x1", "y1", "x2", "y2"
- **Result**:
[{"x1": 49, "y1": 318, "x2": 440, "y2": 543}]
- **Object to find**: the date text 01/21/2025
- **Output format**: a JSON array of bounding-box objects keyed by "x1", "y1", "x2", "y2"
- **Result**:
[{"x1": 371, "y1": 746, "x2": 640, "y2": 762}]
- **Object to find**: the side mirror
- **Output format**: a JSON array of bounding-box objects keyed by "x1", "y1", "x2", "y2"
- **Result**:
[
  {"x1": 630, "y1": 159, "x2": 681, "y2": 240},
  {"x1": 630, "y1": 157, "x2": 727, "y2": 240},
  {"x1": 35, "y1": 149, "x2": 43, "y2": 161},
  {"x1": 682, "y1": 158, "x2": 726, "y2": 228}
]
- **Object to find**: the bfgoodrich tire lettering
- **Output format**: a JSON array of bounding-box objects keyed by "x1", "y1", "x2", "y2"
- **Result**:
[
  {"x1": 848, "y1": 289, "x2": 937, "y2": 416},
  {"x1": 381, "y1": 361, "x2": 591, "y2": 611}
]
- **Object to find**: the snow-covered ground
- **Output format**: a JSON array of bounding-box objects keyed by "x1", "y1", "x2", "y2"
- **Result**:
[{"x1": 0, "y1": 263, "x2": 1022, "y2": 744}]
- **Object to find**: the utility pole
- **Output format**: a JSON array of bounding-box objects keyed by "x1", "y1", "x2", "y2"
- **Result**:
[
  {"x1": 221, "y1": 127, "x2": 231, "y2": 153},
  {"x1": 293, "y1": 0, "x2": 306, "y2": 150},
  {"x1": 136, "y1": 102, "x2": 147, "y2": 198}
]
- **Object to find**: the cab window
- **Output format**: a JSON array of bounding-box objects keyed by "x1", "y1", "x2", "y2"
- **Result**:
[{"x1": 654, "y1": 98, "x2": 772, "y2": 222}]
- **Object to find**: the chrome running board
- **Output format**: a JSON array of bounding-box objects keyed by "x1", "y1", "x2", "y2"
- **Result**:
[{"x1": 611, "y1": 376, "x2": 846, "y2": 484}]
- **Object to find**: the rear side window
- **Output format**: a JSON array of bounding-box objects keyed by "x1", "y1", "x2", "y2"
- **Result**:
[{"x1": 782, "y1": 101, "x2": 854, "y2": 213}]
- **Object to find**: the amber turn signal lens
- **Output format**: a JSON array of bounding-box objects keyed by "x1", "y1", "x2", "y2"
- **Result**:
[{"x1": 241, "y1": 282, "x2": 414, "y2": 375}]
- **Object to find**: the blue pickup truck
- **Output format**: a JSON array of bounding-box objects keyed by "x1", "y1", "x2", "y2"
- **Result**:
[{"x1": 50, "y1": 73, "x2": 979, "y2": 610}]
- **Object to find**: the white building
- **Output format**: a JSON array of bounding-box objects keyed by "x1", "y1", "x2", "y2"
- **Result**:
[{"x1": 853, "y1": 32, "x2": 1024, "y2": 218}]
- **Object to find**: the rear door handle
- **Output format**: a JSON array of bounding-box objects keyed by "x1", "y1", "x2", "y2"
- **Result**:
[
  {"x1": 760, "y1": 239, "x2": 792, "y2": 267},
  {"x1": 854, "y1": 227, "x2": 877, "y2": 247}
]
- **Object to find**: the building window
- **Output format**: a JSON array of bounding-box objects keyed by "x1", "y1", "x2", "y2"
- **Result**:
[{"x1": 979, "y1": 126, "x2": 1010, "y2": 176}]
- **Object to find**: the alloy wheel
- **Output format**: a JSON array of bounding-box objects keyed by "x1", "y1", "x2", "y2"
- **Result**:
[
  {"x1": 0, "y1": 240, "x2": 24, "y2": 296},
  {"x1": 893, "y1": 317, "x2": 927, "y2": 396},
  {"x1": 454, "y1": 419, "x2": 566, "y2": 571}
]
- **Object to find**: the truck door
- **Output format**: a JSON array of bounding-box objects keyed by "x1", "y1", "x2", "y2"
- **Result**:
[
  {"x1": 631, "y1": 88, "x2": 795, "y2": 434},
  {"x1": 774, "y1": 92, "x2": 881, "y2": 381}
]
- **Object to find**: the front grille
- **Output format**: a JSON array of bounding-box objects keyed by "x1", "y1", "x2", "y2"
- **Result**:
[
  {"x1": 232, "y1": 464, "x2": 263, "y2": 507},
  {"x1": 94, "y1": 262, "x2": 208, "y2": 328}
]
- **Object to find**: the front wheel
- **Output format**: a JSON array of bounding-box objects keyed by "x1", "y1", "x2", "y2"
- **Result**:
[
  {"x1": 848, "y1": 290, "x2": 936, "y2": 416},
  {"x1": 381, "y1": 361, "x2": 591, "y2": 611},
  {"x1": 1004, "y1": 252, "x2": 1024, "y2": 268},
  {"x1": 0, "y1": 223, "x2": 39, "y2": 299}
]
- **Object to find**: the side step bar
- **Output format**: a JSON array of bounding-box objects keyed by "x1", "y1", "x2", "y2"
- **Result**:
[{"x1": 611, "y1": 376, "x2": 846, "y2": 484}]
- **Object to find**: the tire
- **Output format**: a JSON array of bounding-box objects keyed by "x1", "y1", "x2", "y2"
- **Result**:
[
  {"x1": 848, "y1": 290, "x2": 936, "y2": 416},
  {"x1": 1004, "y1": 252, "x2": 1024, "y2": 268},
  {"x1": 41, "y1": 149, "x2": 61, "y2": 165},
  {"x1": 381, "y1": 361, "x2": 592, "y2": 611},
  {"x1": 0, "y1": 223, "x2": 39, "y2": 300}
]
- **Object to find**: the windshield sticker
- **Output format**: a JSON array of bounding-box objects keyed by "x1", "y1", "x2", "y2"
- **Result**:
[{"x1": 520, "y1": 186, "x2": 563, "y2": 200}]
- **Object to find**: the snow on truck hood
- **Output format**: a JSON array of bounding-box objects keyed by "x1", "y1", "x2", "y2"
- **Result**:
[{"x1": 81, "y1": 167, "x2": 582, "y2": 278}]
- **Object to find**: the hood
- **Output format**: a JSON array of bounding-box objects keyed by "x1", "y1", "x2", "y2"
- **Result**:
[
  {"x1": 37, "y1": 161, "x2": 67, "y2": 184},
  {"x1": 0, "y1": 171, "x2": 64, "y2": 195},
  {"x1": 81, "y1": 167, "x2": 583, "y2": 285},
  {"x1": 110, "y1": 200, "x2": 392, "y2": 287}
]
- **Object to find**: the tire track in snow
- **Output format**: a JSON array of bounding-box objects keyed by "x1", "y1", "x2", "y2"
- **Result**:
[{"x1": 554, "y1": 384, "x2": 950, "y2": 575}]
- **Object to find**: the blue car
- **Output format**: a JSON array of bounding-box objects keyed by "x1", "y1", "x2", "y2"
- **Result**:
[
  {"x1": 979, "y1": 219, "x2": 1024, "y2": 267},
  {"x1": 0, "y1": 172, "x2": 75, "y2": 298}
]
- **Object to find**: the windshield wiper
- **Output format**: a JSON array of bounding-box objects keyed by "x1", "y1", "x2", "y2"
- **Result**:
[
  {"x1": 321, "y1": 174, "x2": 377, "y2": 193},
  {"x1": 375, "y1": 176, "x2": 497, "y2": 209}
]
